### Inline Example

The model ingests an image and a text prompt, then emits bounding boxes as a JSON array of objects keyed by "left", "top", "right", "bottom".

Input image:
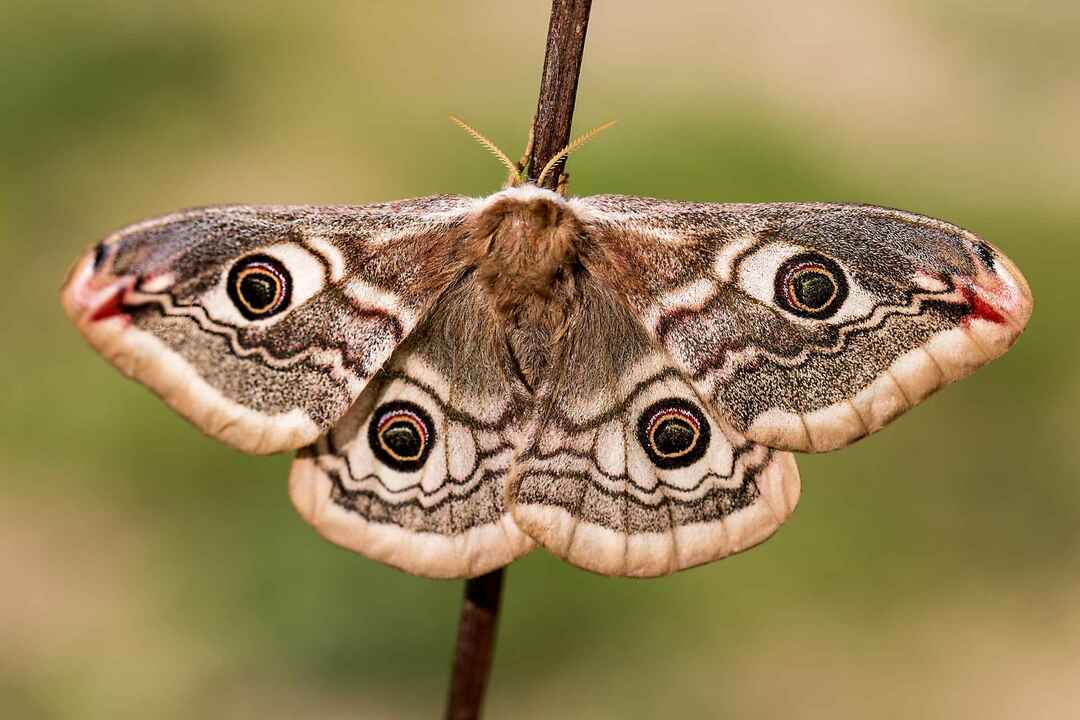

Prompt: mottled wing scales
[
  {"left": 289, "top": 280, "right": 534, "bottom": 579},
  {"left": 62, "top": 198, "right": 479, "bottom": 453},
  {"left": 510, "top": 285, "right": 799, "bottom": 577},
  {"left": 573, "top": 197, "right": 1032, "bottom": 452},
  {"left": 63, "top": 187, "right": 1034, "bottom": 580}
]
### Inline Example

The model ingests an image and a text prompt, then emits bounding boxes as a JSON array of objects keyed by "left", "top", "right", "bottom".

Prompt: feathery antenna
[
  {"left": 535, "top": 120, "right": 616, "bottom": 187},
  {"left": 449, "top": 115, "right": 522, "bottom": 185}
]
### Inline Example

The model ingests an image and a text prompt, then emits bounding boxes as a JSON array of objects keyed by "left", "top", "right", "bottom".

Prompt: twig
[
  {"left": 443, "top": 2, "right": 594, "bottom": 719},
  {"left": 444, "top": 568, "right": 505, "bottom": 720},
  {"left": 528, "top": 0, "right": 594, "bottom": 189}
]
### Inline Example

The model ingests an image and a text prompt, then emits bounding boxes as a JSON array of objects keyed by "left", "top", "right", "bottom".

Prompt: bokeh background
[{"left": 3, "top": 2, "right": 1077, "bottom": 718}]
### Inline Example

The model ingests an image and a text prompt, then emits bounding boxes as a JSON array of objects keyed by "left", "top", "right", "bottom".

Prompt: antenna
[
  {"left": 449, "top": 115, "right": 522, "bottom": 185},
  {"left": 535, "top": 120, "right": 616, "bottom": 186}
]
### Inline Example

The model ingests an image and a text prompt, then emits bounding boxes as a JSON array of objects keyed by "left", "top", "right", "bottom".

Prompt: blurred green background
[{"left": 2, "top": 2, "right": 1077, "bottom": 718}]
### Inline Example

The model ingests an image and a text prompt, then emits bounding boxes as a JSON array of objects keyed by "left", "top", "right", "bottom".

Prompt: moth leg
[{"left": 556, "top": 171, "right": 570, "bottom": 197}]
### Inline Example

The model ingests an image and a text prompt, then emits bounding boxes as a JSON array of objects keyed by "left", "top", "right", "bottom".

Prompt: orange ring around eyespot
[
  {"left": 377, "top": 410, "right": 428, "bottom": 462},
  {"left": 647, "top": 407, "right": 701, "bottom": 458},
  {"left": 227, "top": 254, "right": 292, "bottom": 320},
  {"left": 773, "top": 252, "right": 849, "bottom": 320},
  {"left": 235, "top": 264, "right": 286, "bottom": 314},
  {"left": 785, "top": 264, "right": 839, "bottom": 313}
]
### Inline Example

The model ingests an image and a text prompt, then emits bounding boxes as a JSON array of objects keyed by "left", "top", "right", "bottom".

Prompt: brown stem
[
  {"left": 527, "top": 0, "right": 595, "bottom": 188},
  {"left": 444, "top": 568, "right": 505, "bottom": 720},
  {"left": 442, "top": 2, "right": 594, "bottom": 719}
]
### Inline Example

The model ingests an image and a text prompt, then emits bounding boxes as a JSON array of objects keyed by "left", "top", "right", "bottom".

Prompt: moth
[{"left": 61, "top": 121, "right": 1032, "bottom": 579}]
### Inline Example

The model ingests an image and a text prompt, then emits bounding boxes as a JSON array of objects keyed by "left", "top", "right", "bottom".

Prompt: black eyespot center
[
  {"left": 792, "top": 269, "right": 836, "bottom": 309},
  {"left": 226, "top": 254, "right": 292, "bottom": 320},
  {"left": 368, "top": 400, "right": 436, "bottom": 472},
  {"left": 774, "top": 252, "right": 849, "bottom": 319},
  {"left": 381, "top": 421, "right": 423, "bottom": 460},
  {"left": 239, "top": 273, "right": 278, "bottom": 310},
  {"left": 637, "top": 398, "right": 711, "bottom": 469},
  {"left": 652, "top": 417, "right": 695, "bottom": 456}
]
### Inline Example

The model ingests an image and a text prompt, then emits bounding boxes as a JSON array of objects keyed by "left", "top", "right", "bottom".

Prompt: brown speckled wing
[
  {"left": 61, "top": 186, "right": 1034, "bottom": 580},
  {"left": 289, "top": 278, "right": 535, "bottom": 579},
  {"left": 61, "top": 198, "right": 477, "bottom": 454},
  {"left": 571, "top": 196, "right": 1033, "bottom": 452},
  {"left": 509, "top": 281, "right": 799, "bottom": 577}
]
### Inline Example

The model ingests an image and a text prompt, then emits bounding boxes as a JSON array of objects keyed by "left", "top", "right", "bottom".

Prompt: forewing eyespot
[
  {"left": 773, "top": 252, "right": 849, "bottom": 319},
  {"left": 637, "top": 398, "right": 711, "bottom": 469},
  {"left": 226, "top": 254, "right": 292, "bottom": 320},
  {"left": 368, "top": 400, "right": 437, "bottom": 473}
]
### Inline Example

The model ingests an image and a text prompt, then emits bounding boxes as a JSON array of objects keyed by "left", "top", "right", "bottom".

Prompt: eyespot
[
  {"left": 226, "top": 254, "right": 292, "bottom": 320},
  {"left": 637, "top": 398, "right": 711, "bottom": 469},
  {"left": 773, "top": 252, "right": 849, "bottom": 319},
  {"left": 368, "top": 400, "right": 436, "bottom": 472}
]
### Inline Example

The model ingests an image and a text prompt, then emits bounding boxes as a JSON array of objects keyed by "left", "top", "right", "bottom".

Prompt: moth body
[
  {"left": 62, "top": 187, "right": 1032, "bottom": 578},
  {"left": 465, "top": 185, "right": 586, "bottom": 388}
]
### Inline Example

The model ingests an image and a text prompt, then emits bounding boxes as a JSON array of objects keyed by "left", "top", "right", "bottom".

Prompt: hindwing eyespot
[
  {"left": 368, "top": 400, "right": 436, "bottom": 472},
  {"left": 637, "top": 398, "right": 710, "bottom": 469}
]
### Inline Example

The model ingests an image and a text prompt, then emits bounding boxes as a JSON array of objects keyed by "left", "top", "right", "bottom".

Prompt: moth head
[{"left": 61, "top": 207, "right": 368, "bottom": 455}]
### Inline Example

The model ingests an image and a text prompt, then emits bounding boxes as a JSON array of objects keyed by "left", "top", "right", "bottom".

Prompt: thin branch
[
  {"left": 444, "top": 568, "right": 506, "bottom": 720},
  {"left": 527, "top": 0, "right": 595, "bottom": 188},
  {"left": 443, "top": 2, "right": 594, "bottom": 719}
]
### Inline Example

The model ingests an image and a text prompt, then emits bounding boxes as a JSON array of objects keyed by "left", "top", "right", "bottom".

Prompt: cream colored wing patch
[{"left": 289, "top": 281, "right": 534, "bottom": 578}]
